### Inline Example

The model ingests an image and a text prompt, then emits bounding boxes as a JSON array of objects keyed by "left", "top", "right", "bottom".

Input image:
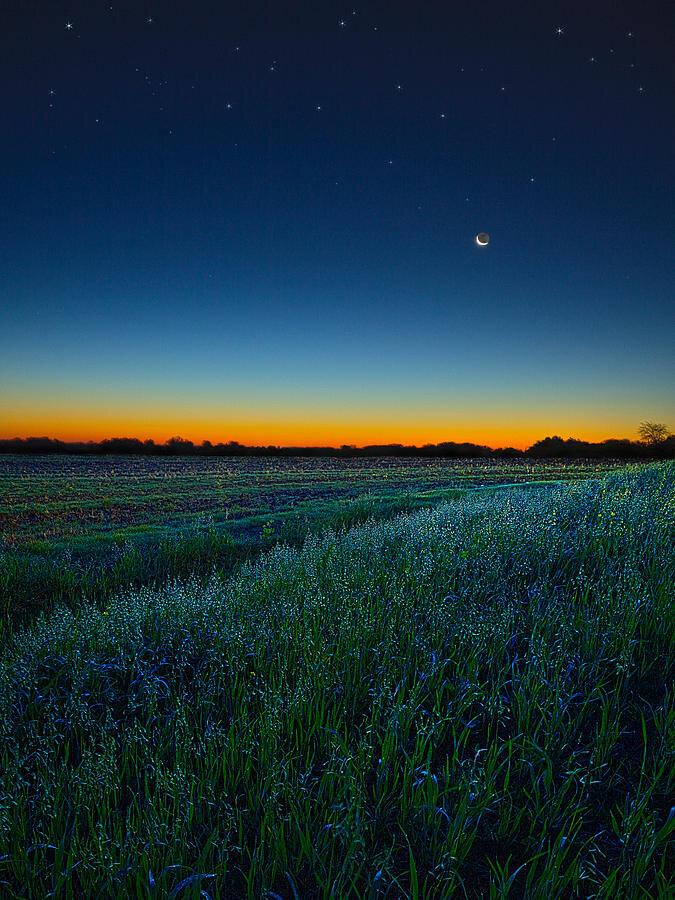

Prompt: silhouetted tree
[
  {"left": 527, "top": 436, "right": 566, "bottom": 457},
  {"left": 98, "top": 437, "right": 144, "bottom": 454},
  {"left": 166, "top": 436, "right": 195, "bottom": 455},
  {"left": 638, "top": 421, "right": 670, "bottom": 446}
]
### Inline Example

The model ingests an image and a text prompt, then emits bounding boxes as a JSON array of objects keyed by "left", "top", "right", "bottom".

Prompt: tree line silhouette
[{"left": 1, "top": 427, "right": 673, "bottom": 459}]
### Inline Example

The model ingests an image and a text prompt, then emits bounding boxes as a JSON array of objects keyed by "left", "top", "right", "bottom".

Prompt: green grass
[
  {"left": 0, "top": 456, "right": 621, "bottom": 628},
  {"left": 1, "top": 491, "right": 466, "bottom": 627},
  {"left": 0, "top": 462, "right": 672, "bottom": 897},
  {"left": 0, "top": 520, "right": 249, "bottom": 629}
]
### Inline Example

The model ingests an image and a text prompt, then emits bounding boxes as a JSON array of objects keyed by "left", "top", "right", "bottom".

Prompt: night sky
[{"left": 2, "top": 0, "right": 673, "bottom": 449}]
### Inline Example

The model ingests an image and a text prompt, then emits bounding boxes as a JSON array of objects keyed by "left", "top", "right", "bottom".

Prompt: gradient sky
[{"left": 2, "top": 0, "right": 673, "bottom": 448}]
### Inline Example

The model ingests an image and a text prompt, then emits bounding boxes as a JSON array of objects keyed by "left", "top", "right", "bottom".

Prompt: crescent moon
[{"left": 475, "top": 232, "right": 490, "bottom": 246}]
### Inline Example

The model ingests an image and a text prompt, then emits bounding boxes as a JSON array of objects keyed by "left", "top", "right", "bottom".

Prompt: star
[
  {"left": 147, "top": 17, "right": 153, "bottom": 24},
  {"left": 556, "top": 26, "right": 564, "bottom": 36},
  {"left": 627, "top": 31, "right": 634, "bottom": 38},
  {"left": 49, "top": 89, "right": 55, "bottom": 95},
  {"left": 65, "top": 22, "right": 74, "bottom": 30},
  {"left": 589, "top": 56, "right": 596, "bottom": 63},
  {"left": 440, "top": 113, "right": 446, "bottom": 119},
  {"left": 339, "top": 20, "right": 346, "bottom": 27},
  {"left": 638, "top": 85, "right": 645, "bottom": 93},
  {"left": 316, "top": 105, "right": 322, "bottom": 110},
  {"left": 396, "top": 84, "right": 402, "bottom": 91},
  {"left": 530, "top": 176, "right": 535, "bottom": 183},
  {"left": 226, "top": 102, "right": 232, "bottom": 109}
]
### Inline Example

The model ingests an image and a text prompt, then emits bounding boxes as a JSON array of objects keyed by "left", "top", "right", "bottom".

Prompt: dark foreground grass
[{"left": 0, "top": 463, "right": 673, "bottom": 898}]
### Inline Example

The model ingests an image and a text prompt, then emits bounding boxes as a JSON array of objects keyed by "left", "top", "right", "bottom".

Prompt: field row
[{"left": 1, "top": 456, "right": 622, "bottom": 626}]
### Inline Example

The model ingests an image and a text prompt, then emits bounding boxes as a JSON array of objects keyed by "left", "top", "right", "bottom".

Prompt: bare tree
[{"left": 638, "top": 421, "right": 670, "bottom": 446}]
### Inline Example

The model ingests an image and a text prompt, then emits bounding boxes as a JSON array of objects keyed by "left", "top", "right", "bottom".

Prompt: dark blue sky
[{"left": 2, "top": 0, "right": 673, "bottom": 446}]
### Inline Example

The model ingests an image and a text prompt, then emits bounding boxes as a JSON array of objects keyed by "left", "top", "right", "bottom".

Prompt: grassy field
[
  {"left": 0, "top": 455, "right": 621, "bottom": 627},
  {"left": 0, "top": 460, "right": 672, "bottom": 897}
]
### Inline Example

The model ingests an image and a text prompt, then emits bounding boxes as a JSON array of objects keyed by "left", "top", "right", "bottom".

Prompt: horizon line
[{"left": 0, "top": 432, "right": 664, "bottom": 455}]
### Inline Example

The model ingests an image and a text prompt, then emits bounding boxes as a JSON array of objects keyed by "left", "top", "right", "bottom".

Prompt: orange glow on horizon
[
  {"left": 0, "top": 417, "right": 639, "bottom": 452},
  {"left": 0, "top": 387, "right": 650, "bottom": 451},
  {"left": 2, "top": 372, "right": 662, "bottom": 452}
]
